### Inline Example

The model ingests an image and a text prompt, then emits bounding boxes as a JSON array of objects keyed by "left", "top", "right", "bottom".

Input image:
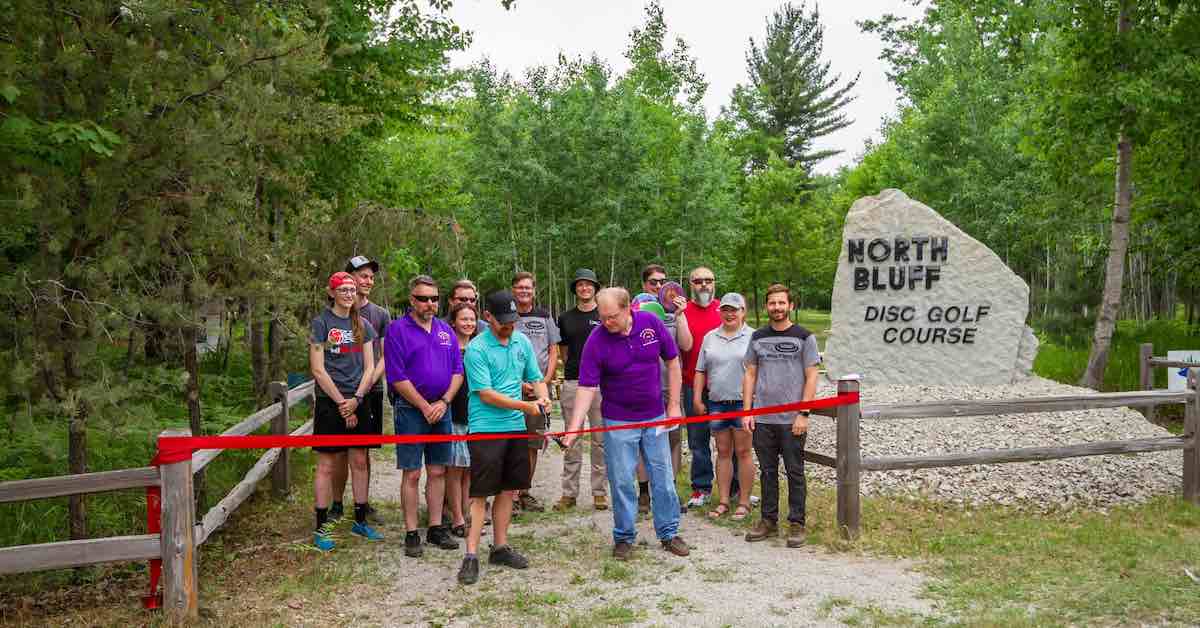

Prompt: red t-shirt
[{"left": 681, "top": 300, "right": 722, "bottom": 386}]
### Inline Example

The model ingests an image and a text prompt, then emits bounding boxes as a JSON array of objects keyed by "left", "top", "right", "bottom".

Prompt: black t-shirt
[
  {"left": 557, "top": 306, "right": 601, "bottom": 380},
  {"left": 451, "top": 346, "right": 470, "bottom": 425}
]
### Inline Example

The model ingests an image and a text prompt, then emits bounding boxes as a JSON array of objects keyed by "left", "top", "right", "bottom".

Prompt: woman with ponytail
[{"left": 309, "top": 271, "right": 383, "bottom": 551}]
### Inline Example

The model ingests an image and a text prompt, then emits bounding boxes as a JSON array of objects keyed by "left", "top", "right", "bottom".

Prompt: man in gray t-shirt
[
  {"left": 742, "top": 283, "right": 820, "bottom": 548},
  {"left": 511, "top": 272, "right": 561, "bottom": 512}
]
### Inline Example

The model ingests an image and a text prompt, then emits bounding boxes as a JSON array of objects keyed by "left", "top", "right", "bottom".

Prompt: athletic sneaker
[
  {"left": 427, "top": 525, "right": 460, "bottom": 550},
  {"left": 685, "top": 491, "right": 709, "bottom": 508},
  {"left": 404, "top": 530, "right": 423, "bottom": 557},
  {"left": 488, "top": 545, "right": 529, "bottom": 569},
  {"left": 351, "top": 521, "right": 383, "bottom": 541},
  {"left": 313, "top": 523, "right": 336, "bottom": 552},
  {"left": 457, "top": 555, "right": 480, "bottom": 585}
]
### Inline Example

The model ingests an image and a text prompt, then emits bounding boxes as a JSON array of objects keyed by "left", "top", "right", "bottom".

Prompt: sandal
[
  {"left": 708, "top": 503, "right": 730, "bottom": 519},
  {"left": 732, "top": 504, "right": 751, "bottom": 521},
  {"left": 450, "top": 524, "right": 467, "bottom": 538}
]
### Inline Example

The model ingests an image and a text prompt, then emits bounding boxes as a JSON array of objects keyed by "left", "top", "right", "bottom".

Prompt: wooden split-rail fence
[
  {"left": 0, "top": 359, "right": 1198, "bottom": 622},
  {"left": 0, "top": 380, "right": 316, "bottom": 621},
  {"left": 811, "top": 368, "right": 1199, "bottom": 540}
]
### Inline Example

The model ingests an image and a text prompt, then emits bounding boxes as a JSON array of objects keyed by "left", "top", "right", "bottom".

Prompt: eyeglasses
[
  {"left": 646, "top": 278, "right": 666, "bottom": 286},
  {"left": 335, "top": 287, "right": 358, "bottom": 295},
  {"left": 690, "top": 278, "right": 715, "bottom": 285},
  {"left": 412, "top": 294, "right": 439, "bottom": 303}
]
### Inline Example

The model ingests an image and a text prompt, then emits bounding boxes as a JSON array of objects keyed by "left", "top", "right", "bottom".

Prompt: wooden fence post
[
  {"left": 158, "top": 428, "right": 198, "bottom": 621},
  {"left": 835, "top": 376, "right": 862, "bottom": 540},
  {"left": 1184, "top": 369, "right": 1199, "bottom": 505},
  {"left": 1139, "top": 342, "right": 1154, "bottom": 420},
  {"left": 269, "top": 381, "right": 290, "bottom": 498}
]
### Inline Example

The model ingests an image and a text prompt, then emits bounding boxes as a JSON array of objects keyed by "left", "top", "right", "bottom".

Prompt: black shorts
[
  {"left": 313, "top": 394, "right": 382, "bottom": 453},
  {"left": 467, "top": 432, "right": 531, "bottom": 497}
]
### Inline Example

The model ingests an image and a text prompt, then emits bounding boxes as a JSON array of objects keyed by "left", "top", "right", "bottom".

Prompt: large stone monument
[{"left": 823, "top": 189, "right": 1038, "bottom": 386}]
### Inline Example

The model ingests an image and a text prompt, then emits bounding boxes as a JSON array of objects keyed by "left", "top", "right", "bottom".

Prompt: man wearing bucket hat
[{"left": 553, "top": 269, "right": 609, "bottom": 512}]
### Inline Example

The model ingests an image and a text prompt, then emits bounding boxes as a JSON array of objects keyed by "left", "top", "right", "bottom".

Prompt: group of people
[{"left": 308, "top": 257, "right": 820, "bottom": 585}]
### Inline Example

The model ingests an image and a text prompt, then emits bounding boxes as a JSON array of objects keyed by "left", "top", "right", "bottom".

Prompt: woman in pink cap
[{"left": 308, "top": 271, "right": 383, "bottom": 550}]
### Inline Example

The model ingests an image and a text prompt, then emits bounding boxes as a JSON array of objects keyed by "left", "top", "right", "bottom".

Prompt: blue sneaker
[
  {"left": 351, "top": 521, "right": 384, "bottom": 541},
  {"left": 314, "top": 525, "right": 335, "bottom": 551}
]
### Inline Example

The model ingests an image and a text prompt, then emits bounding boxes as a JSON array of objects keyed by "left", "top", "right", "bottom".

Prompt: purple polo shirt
[
  {"left": 578, "top": 310, "right": 679, "bottom": 421},
  {"left": 384, "top": 314, "right": 462, "bottom": 402}
]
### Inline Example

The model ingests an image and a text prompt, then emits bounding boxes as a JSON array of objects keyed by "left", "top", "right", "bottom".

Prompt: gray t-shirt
[
  {"left": 744, "top": 324, "right": 820, "bottom": 425},
  {"left": 695, "top": 324, "right": 753, "bottom": 402},
  {"left": 515, "top": 308, "right": 561, "bottom": 377},
  {"left": 359, "top": 301, "right": 391, "bottom": 392},
  {"left": 310, "top": 308, "right": 378, "bottom": 398}
]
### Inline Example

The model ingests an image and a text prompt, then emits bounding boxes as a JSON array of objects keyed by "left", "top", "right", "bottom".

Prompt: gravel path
[
  {"left": 301, "top": 443, "right": 938, "bottom": 628},
  {"left": 805, "top": 375, "right": 1182, "bottom": 509}
]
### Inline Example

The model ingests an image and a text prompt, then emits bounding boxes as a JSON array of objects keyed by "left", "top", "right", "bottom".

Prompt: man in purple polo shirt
[
  {"left": 385, "top": 275, "right": 463, "bottom": 558},
  {"left": 563, "top": 287, "right": 690, "bottom": 560}
]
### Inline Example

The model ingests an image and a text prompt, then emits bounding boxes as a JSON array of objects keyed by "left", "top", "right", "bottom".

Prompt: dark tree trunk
[
  {"left": 182, "top": 279, "right": 206, "bottom": 512},
  {"left": 249, "top": 299, "right": 268, "bottom": 407}
]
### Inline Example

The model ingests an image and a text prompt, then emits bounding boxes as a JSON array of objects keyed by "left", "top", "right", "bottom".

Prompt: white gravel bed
[{"left": 804, "top": 375, "right": 1183, "bottom": 509}]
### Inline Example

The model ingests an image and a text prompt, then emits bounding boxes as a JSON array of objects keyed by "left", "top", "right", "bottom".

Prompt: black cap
[
  {"left": 571, "top": 268, "right": 600, "bottom": 291},
  {"left": 485, "top": 290, "right": 519, "bottom": 324},
  {"left": 345, "top": 255, "right": 379, "bottom": 274}
]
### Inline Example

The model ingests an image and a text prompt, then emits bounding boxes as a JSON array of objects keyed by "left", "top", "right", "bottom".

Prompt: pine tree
[{"left": 727, "top": 2, "right": 859, "bottom": 173}]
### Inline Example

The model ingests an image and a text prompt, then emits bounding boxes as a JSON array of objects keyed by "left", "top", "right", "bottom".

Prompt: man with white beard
[{"left": 672, "top": 266, "right": 722, "bottom": 509}]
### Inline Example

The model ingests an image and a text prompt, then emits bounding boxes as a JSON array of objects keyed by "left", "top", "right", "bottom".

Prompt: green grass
[{"left": 1033, "top": 318, "right": 1198, "bottom": 393}]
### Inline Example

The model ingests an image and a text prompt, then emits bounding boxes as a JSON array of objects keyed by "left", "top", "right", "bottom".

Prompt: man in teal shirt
[{"left": 458, "top": 290, "right": 551, "bottom": 585}]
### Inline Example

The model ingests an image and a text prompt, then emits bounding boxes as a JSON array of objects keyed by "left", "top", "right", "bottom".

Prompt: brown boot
[
  {"left": 553, "top": 496, "right": 576, "bottom": 512},
  {"left": 593, "top": 495, "right": 609, "bottom": 511},
  {"left": 661, "top": 535, "right": 690, "bottom": 557},
  {"left": 786, "top": 524, "right": 807, "bottom": 548},
  {"left": 612, "top": 541, "right": 634, "bottom": 561},
  {"left": 745, "top": 519, "right": 778, "bottom": 542}
]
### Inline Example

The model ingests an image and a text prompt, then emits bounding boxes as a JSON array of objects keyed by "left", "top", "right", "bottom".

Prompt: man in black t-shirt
[{"left": 553, "top": 269, "right": 609, "bottom": 512}]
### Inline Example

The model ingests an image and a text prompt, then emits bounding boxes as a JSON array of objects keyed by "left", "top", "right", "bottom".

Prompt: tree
[{"left": 726, "top": 1, "right": 859, "bottom": 173}]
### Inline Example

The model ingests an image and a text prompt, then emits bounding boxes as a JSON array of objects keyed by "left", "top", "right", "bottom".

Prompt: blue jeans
[
  {"left": 604, "top": 416, "right": 680, "bottom": 543},
  {"left": 684, "top": 385, "right": 713, "bottom": 493}
]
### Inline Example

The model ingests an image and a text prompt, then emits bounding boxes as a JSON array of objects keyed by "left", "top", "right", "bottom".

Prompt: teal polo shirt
[{"left": 464, "top": 328, "right": 543, "bottom": 433}]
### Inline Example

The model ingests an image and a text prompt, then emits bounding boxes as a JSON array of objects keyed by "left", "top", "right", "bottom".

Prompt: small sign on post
[{"left": 1167, "top": 351, "right": 1200, "bottom": 392}]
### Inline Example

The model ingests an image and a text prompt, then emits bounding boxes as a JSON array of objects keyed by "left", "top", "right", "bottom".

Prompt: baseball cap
[
  {"left": 718, "top": 292, "right": 746, "bottom": 310},
  {"left": 328, "top": 271, "right": 356, "bottom": 291},
  {"left": 571, "top": 268, "right": 600, "bottom": 291},
  {"left": 345, "top": 255, "right": 379, "bottom": 274},
  {"left": 485, "top": 290, "right": 520, "bottom": 324}
]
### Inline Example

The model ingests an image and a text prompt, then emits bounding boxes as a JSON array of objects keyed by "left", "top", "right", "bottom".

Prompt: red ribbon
[
  {"left": 149, "top": 392, "right": 858, "bottom": 466},
  {"left": 142, "top": 391, "right": 856, "bottom": 609}
]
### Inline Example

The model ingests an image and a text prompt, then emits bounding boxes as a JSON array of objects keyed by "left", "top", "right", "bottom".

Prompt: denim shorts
[
  {"left": 708, "top": 399, "right": 744, "bottom": 432},
  {"left": 393, "top": 398, "right": 452, "bottom": 470},
  {"left": 449, "top": 422, "right": 471, "bottom": 468}
]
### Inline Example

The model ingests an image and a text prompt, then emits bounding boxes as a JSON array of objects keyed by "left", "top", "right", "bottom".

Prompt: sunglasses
[
  {"left": 691, "top": 278, "right": 715, "bottom": 285},
  {"left": 453, "top": 296, "right": 477, "bottom": 303},
  {"left": 646, "top": 278, "right": 666, "bottom": 286},
  {"left": 412, "top": 294, "right": 439, "bottom": 303}
]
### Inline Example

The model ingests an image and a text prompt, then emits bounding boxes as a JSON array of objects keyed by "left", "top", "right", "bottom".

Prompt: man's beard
[
  {"left": 768, "top": 309, "right": 788, "bottom": 321},
  {"left": 694, "top": 290, "right": 713, "bottom": 307}
]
